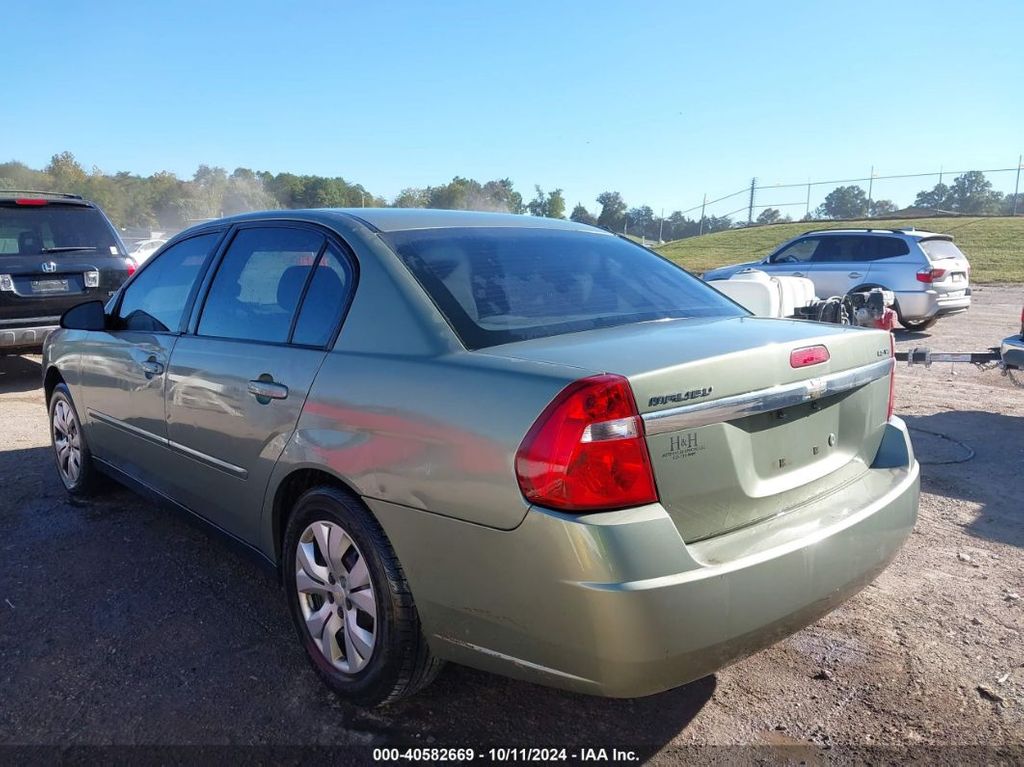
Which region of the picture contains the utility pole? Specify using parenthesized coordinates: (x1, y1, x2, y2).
(805, 180, 811, 219)
(698, 194, 707, 236)
(866, 166, 874, 218)
(1014, 155, 1022, 216)
(747, 178, 756, 225)
(658, 208, 665, 243)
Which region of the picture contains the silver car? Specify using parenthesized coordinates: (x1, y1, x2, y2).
(704, 228, 971, 330)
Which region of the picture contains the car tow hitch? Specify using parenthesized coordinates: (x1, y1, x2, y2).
(895, 347, 1023, 386)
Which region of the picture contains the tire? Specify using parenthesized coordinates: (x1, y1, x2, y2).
(898, 316, 938, 331)
(48, 383, 104, 497)
(283, 486, 443, 706)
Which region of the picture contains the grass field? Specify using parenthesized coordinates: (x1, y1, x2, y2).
(655, 216, 1024, 283)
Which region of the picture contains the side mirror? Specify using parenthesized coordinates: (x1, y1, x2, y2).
(60, 300, 108, 331)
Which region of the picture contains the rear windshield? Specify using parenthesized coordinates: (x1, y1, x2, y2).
(0, 203, 124, 257)
(919, 239, 966, 261)
(382, 227, 746, 349)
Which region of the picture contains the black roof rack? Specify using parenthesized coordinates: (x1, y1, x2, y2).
(799, 226, 903, 236)
(0, 190, 84, 200)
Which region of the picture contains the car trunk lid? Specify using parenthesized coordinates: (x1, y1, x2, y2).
(485, 316, 893, 542)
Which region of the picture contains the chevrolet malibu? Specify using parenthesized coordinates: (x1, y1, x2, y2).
(42, 209, 919, 706)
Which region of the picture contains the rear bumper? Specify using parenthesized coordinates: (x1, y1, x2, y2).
(1001, 334, 1024, 370)
(370, 418, 920, 697)
(895, 288, 971, 321)
(0, 322, 58, 352)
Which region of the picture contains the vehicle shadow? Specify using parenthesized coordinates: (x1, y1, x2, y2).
(0, 354, 42, 395)
(371, 667, 715, 754)
(0, 444, 714, 751)
(903, 411, 1024, 549)
(892, 327, 933, 341)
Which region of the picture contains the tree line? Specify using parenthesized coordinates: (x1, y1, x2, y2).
(1, 153, 1018, 242)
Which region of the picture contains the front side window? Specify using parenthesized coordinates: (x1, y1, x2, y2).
(198, 227, 325, 343)
(383, 227, 745, 349)
(770, 238, 819, 263)
(116, 232, 219, 332)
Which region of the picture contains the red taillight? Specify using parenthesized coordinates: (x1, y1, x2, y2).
(515, 374, 658, 511)
(15, 198, 48, 206)
(790, 345, 830, 368)
(126, 257, 137, 276)
(887, 333, 896, 420)
(916, 268, 946, 284)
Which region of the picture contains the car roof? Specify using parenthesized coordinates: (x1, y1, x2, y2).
(0, 190, 95, 207)
(208, 207, 607, 234)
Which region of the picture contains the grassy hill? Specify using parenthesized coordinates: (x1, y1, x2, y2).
(655, 217, 1024, 283)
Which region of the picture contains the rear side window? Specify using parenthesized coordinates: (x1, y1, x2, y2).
(198, 227, 325, 344)
(291, 245, 353, 347)
(919, 239, 966, 261)
(383, 227, 745, 349)
(809, 235, 908, 263)
(117, 233, 219, 332)
(0, 203, 123, 257)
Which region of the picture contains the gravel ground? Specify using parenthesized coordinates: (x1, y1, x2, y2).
(0, 286, 1021, 762)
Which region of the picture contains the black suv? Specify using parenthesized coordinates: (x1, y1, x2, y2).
(1, 191, 134, 355)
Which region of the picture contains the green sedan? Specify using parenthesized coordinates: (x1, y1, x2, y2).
(42, 209, 919, 706)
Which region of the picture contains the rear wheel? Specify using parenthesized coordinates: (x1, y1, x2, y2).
(48, 384, 104, 496)
(283, 486, 442, 706)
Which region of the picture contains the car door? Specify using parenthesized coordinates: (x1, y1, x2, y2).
(79, 231, 221, 488)
(807, 235, 875, 297)
(161, 224, 355, 545)
(761, 236, 819, 280)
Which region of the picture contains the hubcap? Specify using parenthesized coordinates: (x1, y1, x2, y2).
(52, 399, 82, 486)
(295, 520, 377, 674)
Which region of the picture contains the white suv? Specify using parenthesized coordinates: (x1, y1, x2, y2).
(704, 228, 971, 330)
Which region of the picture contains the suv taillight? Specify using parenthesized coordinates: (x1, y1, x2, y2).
(515, 374, 658, 511)
(916, 267, 946, 284)
(126, 257, 137, 276)
(887, 333, 896, 421)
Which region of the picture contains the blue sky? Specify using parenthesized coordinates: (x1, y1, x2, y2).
(3, 1, 1022, 217)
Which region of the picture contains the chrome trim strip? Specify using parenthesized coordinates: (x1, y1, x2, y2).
(0, 316, 60, 326)
(88, 409, 248, 479)
(89, 409, 168, 447)
(642, 357, 894, 435)
(168, 439, 248, 479)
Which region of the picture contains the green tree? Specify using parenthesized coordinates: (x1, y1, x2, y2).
(570, 203, 596, 225)
(756, 208, 784, 224)
(527, 186, 566, 218)
(45, 151, 86, 190)
(596, 191, 627, 231)
(816, 185, 868, 219)
(869, 199, 897, 216)
(947, 171, 1002, 214)
(393, 187, 429, 208)
(913, 182, 950, 210)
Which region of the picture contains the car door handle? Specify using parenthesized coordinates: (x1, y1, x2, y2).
(140, 358, 164, 378)
(848, 272, 864, 279)
(791, 272, 805, 278)
(248, 379, 289, 401)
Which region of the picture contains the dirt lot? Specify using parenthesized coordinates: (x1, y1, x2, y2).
(0, 286, 1021, 762)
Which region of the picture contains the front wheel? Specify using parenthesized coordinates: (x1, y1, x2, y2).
(283, 486, 442, 706)
(48, 383, 104, 496)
